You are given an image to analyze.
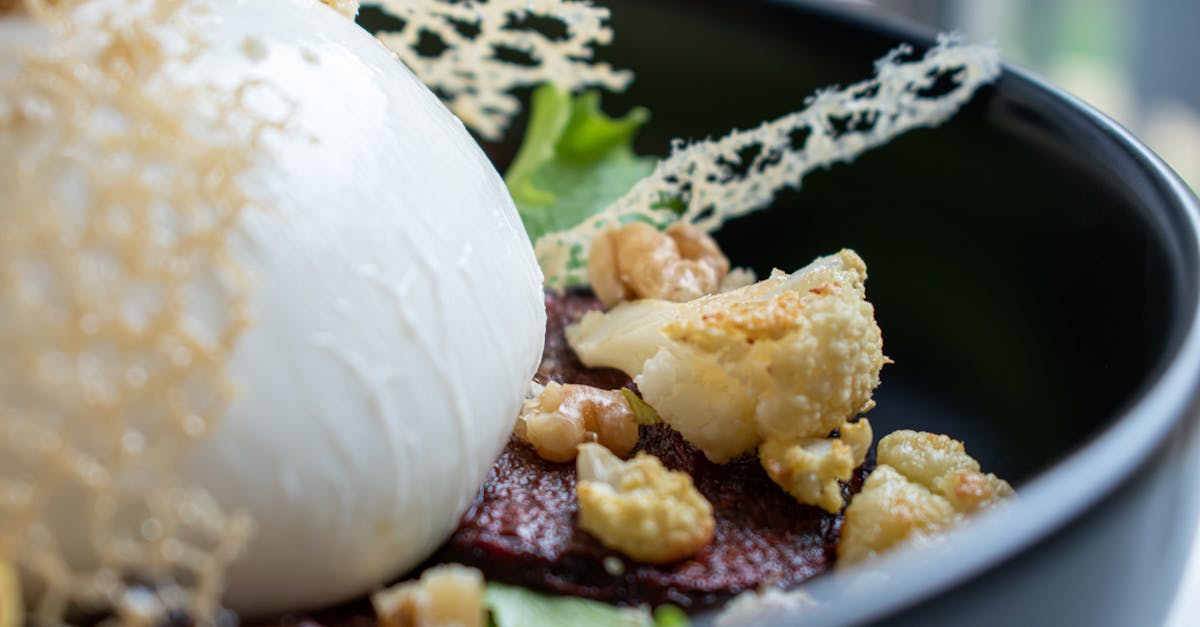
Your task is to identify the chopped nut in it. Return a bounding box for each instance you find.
[372,564,485,627]
[588,222,731,307]
[759,437,855,513]
[575,443,714,563]
[515,382,639,462]
[838,430,1013,565]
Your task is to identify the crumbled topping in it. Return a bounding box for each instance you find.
[514,381,639,462]
[759,436,855,514]
[575,443,714,563]
[568,250,885,468]
[589,222,731,307]
[839,418,874,468]
[1,0,265,622]
[839,430,1013,565]
[758,418,871,513]
[536,36,1002,288]
[372,564,486,627]
[877,430,1012,514]
[372,0,631,140]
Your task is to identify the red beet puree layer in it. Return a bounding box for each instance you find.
[435,289,865,610]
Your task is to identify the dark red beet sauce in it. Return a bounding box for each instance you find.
[252,289,864,625]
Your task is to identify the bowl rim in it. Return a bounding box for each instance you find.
[719,1,1200,624]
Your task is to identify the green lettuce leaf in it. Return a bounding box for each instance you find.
[505,85,656,243]
[486,583,689,627]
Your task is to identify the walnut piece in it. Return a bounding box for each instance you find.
[371,564,485,627]
[838,430,1013,565]
[514,382,638,462]
[575,443,715,563]
[588,222,731,307]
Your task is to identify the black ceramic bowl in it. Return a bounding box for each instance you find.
[592,2,1200,625]
[367,0,1200,624]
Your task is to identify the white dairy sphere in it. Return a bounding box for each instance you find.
[181,0,546,616]
[2,0,545,618]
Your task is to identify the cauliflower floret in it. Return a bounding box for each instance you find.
[588,222,731,307]
[837,465,958,565]
[877,430,1012,511]
[371,564,486,627]
[567,250,885,465]
[0,560,19,627]
[839,418,874,467]
[575,443,715,563]
[514,381,639,462]
[838,430,1013,565]
[759,436,855,513]
[759,418,872,513]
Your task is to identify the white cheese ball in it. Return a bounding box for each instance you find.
[179,0,545,616]
[2,0,544,618]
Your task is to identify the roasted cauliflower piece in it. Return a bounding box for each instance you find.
[371,564,486,627]
[588,222,731,307]
[567,250,885,468]
[839,418,874,468]
[877,430,1012,512]
[514,381,639,462]
[759,418,872,513]
[759,436,856,514]
[575,443,715,563]
[838,430,1013,565]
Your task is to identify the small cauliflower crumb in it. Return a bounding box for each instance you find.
[575,443,714,563]
[759,436,855,514]
[371,564,486,627]
[838,431,1013,565]
[589,222,731,307]
[514,381,639,462]
[839,418,874,468]
[758,418,872,512]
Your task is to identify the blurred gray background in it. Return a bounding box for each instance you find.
[875,0,1200,192]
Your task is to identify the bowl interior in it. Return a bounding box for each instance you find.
[352,0,1198,622]
[551,0,1178,485]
